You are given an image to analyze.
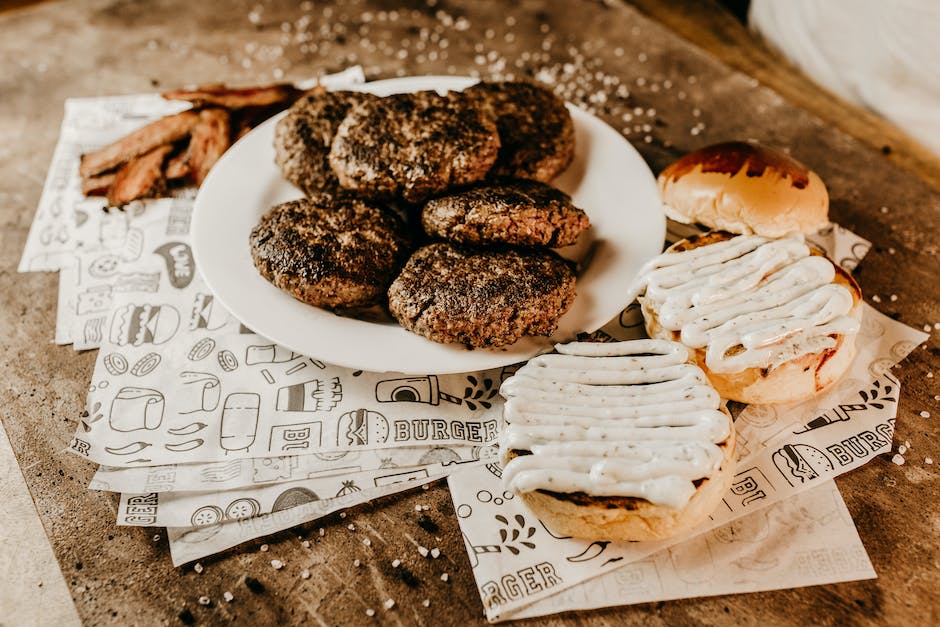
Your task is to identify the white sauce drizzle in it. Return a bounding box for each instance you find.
[626,233,860,374]
[500,339,730,509]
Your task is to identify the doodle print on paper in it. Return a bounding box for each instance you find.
[153,242,195,289]
[723,466,775,512]
[129,352,161,376]
[772,444,834,487]
[199,460,242,483]
[217,350,238,372]
[191,505,224,527]
[494,514,537,555]
[272,488,319,512]
[373,467,430,487]
[167,422,207,436]
[178,371,221,414]
[109,302,180,346]
[374,375,498,410]
[83,317,106,345]
[164,439,204,452]
[335,480,361,497]
[276,378,343,412]
[418,447,463,466]
[109,386,165,432]
[268,422,323,453]
[245,344,300,365]
[337,408,389,446]
[187,337,216,361]
[252,456,299,483]
[112,272,161,293]
[102,353,129,376]
[88,254,121,279]
[225,498,260,520]
[76,285,113,315]
[188,293,229,330]
[795,379,896,434]
[219,393,260,453]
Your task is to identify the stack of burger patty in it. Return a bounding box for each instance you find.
[250,81,591,348]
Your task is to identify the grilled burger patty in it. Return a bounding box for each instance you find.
[466,81,575,182]
[274,90,378,197]
[328,90,500,203]
[387,242,576,347]
[422,178,590,247]
[249,195,412,309]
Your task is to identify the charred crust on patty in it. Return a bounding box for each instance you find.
[249,194,412,310]
[274,90,378,196]
[387,242,576,348]
[421,178,590,247]
[466,81,575,182]
[328,90,500,203]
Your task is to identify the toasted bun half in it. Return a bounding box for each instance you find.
[641,231,863,405]
[659,141,829,237]
[506,407,736,542]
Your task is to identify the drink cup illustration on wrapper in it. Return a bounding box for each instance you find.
[188,293,229,331]
[109,303,180,346]
[374,375,462,405]
[220,393,260,453]
[109,387,165,432]
[276,378,343,412]
[245,344,300,365]
[337,409,389,446]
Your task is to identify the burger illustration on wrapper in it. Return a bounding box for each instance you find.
[337,409,389,447]
[189,293,230,331]
[109,303,180,346]
[771,444,834,487]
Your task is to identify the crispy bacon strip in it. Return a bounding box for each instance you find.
[164,144,192,180]
[187,108,231,186]
[106,144,174,206]
[161,83,304,109]
[80,110,199,178]
[81,172,117,196]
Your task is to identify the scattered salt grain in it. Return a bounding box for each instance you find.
[348,524,356,531]
[418,546,429,557]
[926,457,934,465]
[319,528,325,536]
[193,563,204,574]
[415,505,422,512]
[223,591,234,603]
[301,569,310,579]
[899,445,908,455]
[384,598,396,610]
[302,540,310,548]
[935,323,940,330]
[440,573,449,582]
[271,559,284,570]
[363,538,372,547]
[906,440,912,448]
[153,535,161,542]
[888,248,896,254]
[366,608,376,617]
[198,596,210,606]
[880,206,889,214]
[925,325,933,333]
[422,505,430,511]
[422,483,430,490]
[890,294,898,302]
[354,559,361,567]
[872,295,882,303]
[921,411,931,418]
[260,544,269,552]
[430,548,441,559]
[892,454,905,466]
[392,559,401,568]
[340,512,347,518]
[422,599,431,607]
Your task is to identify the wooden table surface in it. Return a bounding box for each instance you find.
[2,0,938,624]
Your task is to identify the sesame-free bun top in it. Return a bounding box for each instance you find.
[658,141,830,237]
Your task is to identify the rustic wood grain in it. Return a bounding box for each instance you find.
[1,0,938,625]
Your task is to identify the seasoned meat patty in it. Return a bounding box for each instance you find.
[274,90,378,196]
[388,243,576,347]
[466,81,575,182]
[250,195,411,309]
[329,90,500,203]
[422,178,590,247]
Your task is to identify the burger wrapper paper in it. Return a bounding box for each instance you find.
[17,66,365,274]
[450,261,927,620]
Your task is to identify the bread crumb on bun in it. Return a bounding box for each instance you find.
[658,141,829,237]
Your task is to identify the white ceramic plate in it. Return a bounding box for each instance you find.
[192,76,664,374]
